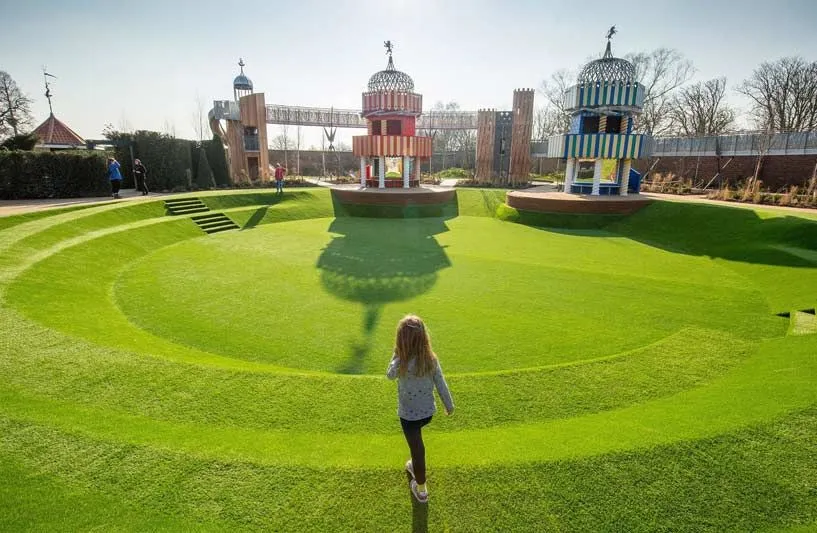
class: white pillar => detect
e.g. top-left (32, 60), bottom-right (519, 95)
top-left (360, 157), bottom-right (366, 188)
top-left (378, 156), bottom-right (385, 188)
top-left (620, 159), bottom-right (631, 196)
top-left (592, 159), bottom-right (602, 196)
top-left (403, 156), bottom-right (410, 188)
top-left (415, 157), bottom-right (421, 183)
top-left (563, 158), bottom-right (575, 193)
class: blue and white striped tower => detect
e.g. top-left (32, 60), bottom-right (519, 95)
top-left (548, 33), bottom-right (652, 196)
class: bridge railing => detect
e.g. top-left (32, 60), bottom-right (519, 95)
top-left (213, 100), bottom-right (480, 130)
top-left (212, 100), bottom-right (240, 120)
top-left (652, 131), bottom-right (817, 157)
top-left (417, 111), bottom-right (479, 131)
top-left (266, 105), bottom-right (366, 128)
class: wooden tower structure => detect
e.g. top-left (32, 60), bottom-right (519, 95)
top-left (352, 42), bottom-right (432, 188)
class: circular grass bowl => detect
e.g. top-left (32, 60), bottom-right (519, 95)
top-left (1, 187), bottom-right (816, 531)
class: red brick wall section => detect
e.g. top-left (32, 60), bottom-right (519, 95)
top-left (632, 155), bottom-right (817, 191)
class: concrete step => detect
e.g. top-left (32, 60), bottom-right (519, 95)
top-left (204, 224), bottom-right (239, 234)
top-left (171, 206), bottom-right (210, 215)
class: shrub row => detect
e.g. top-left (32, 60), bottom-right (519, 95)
top-left (1, 131), bottom-right (233, 199)
top-left (108, 131), bottom-right (230, 193)
top-left (0, 151), bottom-right (109, 199)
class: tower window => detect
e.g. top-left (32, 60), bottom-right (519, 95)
top-left (581, 115), bottom-right (600, 134)
top-left (606, 116), bottom-right (622, 133)
top-left (386, 120), bottom-right (402, 135)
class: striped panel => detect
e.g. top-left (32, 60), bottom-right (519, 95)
top-left (350, 135), bottom-right (431, 157)
top-left (362, 91), bottom-right (424, 114)
top-left (557, 134), bottom-right (650, 159)
top-left (564, 83), bottom-right (645, 110)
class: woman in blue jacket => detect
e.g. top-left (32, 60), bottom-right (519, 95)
top-left (107, 157), bottom-right (123, 199)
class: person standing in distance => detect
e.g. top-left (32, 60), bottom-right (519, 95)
top-left (274, 163), bottom-right (286, 194)
top-left (387, 314), bottom-right (454, 504)
top-left (133, 158), bottom-right (149, 196)
top-left (107, 157), bottom-right (123, 199)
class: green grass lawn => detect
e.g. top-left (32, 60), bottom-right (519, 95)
top-left (1, 187), bottom-right (816, 531)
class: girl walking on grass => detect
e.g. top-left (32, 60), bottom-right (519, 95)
top-left (387, 314), bottom-right (454, 503)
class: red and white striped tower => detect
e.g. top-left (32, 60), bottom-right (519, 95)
top-left (353, 42), bottom-right (432, 188)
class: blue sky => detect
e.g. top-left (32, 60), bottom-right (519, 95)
top-left (2, 0), bottom-right (815, 146)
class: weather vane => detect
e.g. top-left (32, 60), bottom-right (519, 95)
top-left (238, 57), bottom-right (246, 72)
top-left (606, 25), bottom-right (617, 41)
top-left (384, 40), bottom-right (393, 57)
top-left (42, 67), bottom-right (57, 116)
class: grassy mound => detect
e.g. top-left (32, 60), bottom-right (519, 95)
top-left (1, 187), bottom-right (816, 531)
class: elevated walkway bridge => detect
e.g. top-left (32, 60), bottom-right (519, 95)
top-left (211, 100), bottom-right (478, 131)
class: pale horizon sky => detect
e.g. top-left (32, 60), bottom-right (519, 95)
top-left (2, 0), bottom-right (816, 147)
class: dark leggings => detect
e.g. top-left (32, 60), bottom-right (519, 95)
top-left (111, 180), bottom-right (121, 195)
top-left (135, 176), bottom-right (149, 194)
top-left (400, 416), bottom-right (432, 484)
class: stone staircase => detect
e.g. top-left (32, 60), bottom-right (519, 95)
top-left (191, 212), bottom-right (239, 234)
top-left (164, 197), bottom-right (239, 234)
top-left (778, 308), bottom-right (817, 335)
top-left (164, 198), bottom-right (210, 215)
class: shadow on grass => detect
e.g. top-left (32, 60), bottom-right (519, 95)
top-left (609, 201), bottom-right (817, 268)
top-left (316, 216), bottom-right (452, 374)
top-left (241, 205), bottom-right (270, 230)
top-left (405, 471), bottom-right (429, 533)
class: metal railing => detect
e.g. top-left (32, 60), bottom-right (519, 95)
top-left (212, 100), bottom-right (478, 130)
top-left (531, 131), bottom-right (817, 158)
top-left (266, 105), bottom-right (365, 128)
top-left (651, 131), bottom-right (817, 156)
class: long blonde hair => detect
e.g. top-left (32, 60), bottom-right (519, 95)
top-left (395, 314), bottom-right (437, 377)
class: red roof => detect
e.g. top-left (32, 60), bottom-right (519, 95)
top-left (33, 114), bottom-right (86, 147)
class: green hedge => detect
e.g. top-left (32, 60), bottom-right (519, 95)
top-left (0, 151), bottom-right (109, 199)
top-left (109, 132), bottom-right (230, 193)
top-left (205, 136), bottom-right (231, 187)
top-left (1, 131), bottom-right (232, 199)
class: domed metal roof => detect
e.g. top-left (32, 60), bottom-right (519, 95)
top-left (577, 42), bottom-right (636, 84)
top-left (233, 58), bottom-right (253, 91)
top-left (367, 56), bottom-right (415, 92)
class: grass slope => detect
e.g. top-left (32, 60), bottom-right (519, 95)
top-left (1, 187), bottom-right (816, 531)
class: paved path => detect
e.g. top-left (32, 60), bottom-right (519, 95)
top-left (643, 192), bottom-right (817, 218)
top-left (0, 189), bottom-right (170, 217)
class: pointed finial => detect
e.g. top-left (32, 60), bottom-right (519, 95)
top-left (42, 67), bottom-right (57, 116)
top-left (606, 25), bottom-right (617, 41)
top-left (604, 26), bottom-right (616, 58)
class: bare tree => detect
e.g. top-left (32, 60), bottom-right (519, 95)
top-left (271, 124), bottom-right (291, 168)
top-left (532, 107), bottom-right (566, 139)
top-left (162, 118), bottom-right (177, 138)
top-left (626, 48), bottom-right (694, 135)
top-left (118, 113), bottom-right (133, 134)
top-left (452, 129), bottom-right (476, 169)
top-left (0, 71), bottom-right (34, 137)
top-left (295, 125), bottom-right (303, 176)
top-left (669, 78), bottom-right (736, 136)
top-left (738, 56), bottom-right (817, 132)
top-left (191, 93), bottom-right (207, 141)
top-left (538, 69), bottom-right (573, 135)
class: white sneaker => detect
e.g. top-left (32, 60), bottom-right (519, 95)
top-left (405, 459), bottom-right (415, 480)
top-left (410, 479), bottom-right (428, 503)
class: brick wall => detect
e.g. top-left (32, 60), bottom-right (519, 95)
top-left (632, 155), bottom-right (817, 191)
